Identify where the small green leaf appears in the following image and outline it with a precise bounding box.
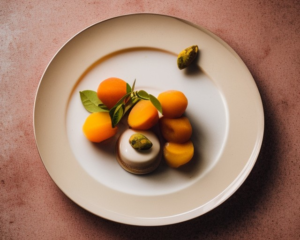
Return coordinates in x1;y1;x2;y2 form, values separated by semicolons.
109;105;117;123
80;90;109;113
131;79;136;92
136;90;150;100
126;83;132;93
111;104;124;127
124;97;140;113
149;94;163;114
109;93;131;127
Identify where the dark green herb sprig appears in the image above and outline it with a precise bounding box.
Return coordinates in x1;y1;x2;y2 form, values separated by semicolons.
79;79;162;128
109;79;162;127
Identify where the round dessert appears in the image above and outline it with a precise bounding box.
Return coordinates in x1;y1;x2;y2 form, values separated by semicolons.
116;129;161;174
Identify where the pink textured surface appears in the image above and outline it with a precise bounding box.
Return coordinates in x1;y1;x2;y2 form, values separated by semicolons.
1;0;299;239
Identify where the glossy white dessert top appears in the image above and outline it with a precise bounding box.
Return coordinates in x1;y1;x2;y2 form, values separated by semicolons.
118;129;160;169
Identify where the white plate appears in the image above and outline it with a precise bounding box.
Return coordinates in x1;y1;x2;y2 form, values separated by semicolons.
34;14;264;226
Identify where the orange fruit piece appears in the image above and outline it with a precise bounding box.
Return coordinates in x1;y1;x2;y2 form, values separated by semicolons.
159;116;192;143
82;112;118;142
97;77;127;109
157;90;188;118
128;100;159;130
163;141;194;168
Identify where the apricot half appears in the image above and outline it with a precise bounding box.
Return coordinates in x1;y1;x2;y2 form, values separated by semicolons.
97;77;127;109
163;141;194;168
158;90;188;118
128;100;159;130
83;112;118;142
159;116;192;143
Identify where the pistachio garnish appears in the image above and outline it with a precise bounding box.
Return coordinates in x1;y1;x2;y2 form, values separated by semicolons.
129;133;153;150
177;45;198;69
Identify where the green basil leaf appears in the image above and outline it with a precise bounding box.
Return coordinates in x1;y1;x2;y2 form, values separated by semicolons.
80;90;108;113
109;105;117;123
149;94;163;114
126;83;132;93
111;104;125;127
136;90;150;100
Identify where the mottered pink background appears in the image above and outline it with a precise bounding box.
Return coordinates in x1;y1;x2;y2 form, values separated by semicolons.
1;1;300;239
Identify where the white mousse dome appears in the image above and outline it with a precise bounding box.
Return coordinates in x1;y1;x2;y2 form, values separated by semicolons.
116;129;161;174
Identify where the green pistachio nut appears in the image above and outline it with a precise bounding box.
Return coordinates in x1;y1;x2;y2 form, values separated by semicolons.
177;45;199;70
129;133;153;150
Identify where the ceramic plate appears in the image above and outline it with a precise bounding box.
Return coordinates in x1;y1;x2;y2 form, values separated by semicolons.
34;14;264;226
